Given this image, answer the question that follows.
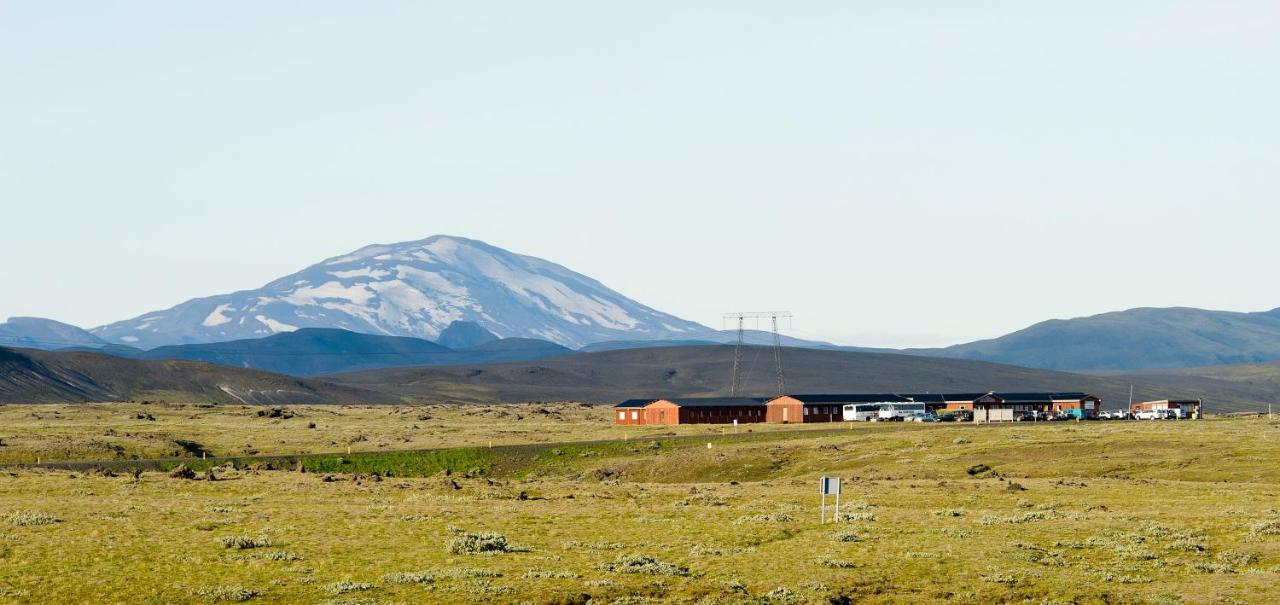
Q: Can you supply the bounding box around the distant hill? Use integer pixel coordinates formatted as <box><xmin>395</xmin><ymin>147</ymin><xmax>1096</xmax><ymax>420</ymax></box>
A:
<box><xmin>435</xmin><ymin>320</ymin><xmax>499</xmax><ymax>349</ymax></box>
<box><xmin>7</xmin><ymin>343</ymin><xmax>1272</xmax><ymax>411</ymax></box>
<box><xmin>0</xmin><ymin>346</ymin><xmax>389</xmax><ymax>404</ymax></box>
<box><xmin>578</xmin><ymin>339</ymin><xmax>722</xmax><ymax>353</ymax></box>
<box><xmin>1102</xmin><ymin>360</ymin><xmax>1280</xmax><ymax>410</ymax></box>
<box><xmin>912</xmin><ymin>307</ymin><xmax>1280</xmax><ymax>371</ymax></box>
<box><xmin>0</xmin><ymin>317</ymin><xmax>107</xmax><ymax>350</ymax></box>
<box><xmin>330</xmin><ymin>345</ymin><xmax>1269</xmax><ymax>412</ymax></box>
<box><xmin>134</xmin><ymin>328</ymin><xmax>574</xmax><ymax>376</ymax></box>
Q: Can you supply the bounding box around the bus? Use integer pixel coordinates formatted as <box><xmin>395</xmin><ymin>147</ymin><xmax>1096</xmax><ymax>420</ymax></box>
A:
<box><xmin>878</xmin><ymin>402</ymin><xmax>926</xmax><ymax>420</ymax></box>
<box><xmin>843</xmin><ymin>403</ymin><xmax>883</xmax><ymax>421</ymax></box>
<box><xmin>843</xmin><ymin>401</ymin><xmax>927</xmax><ymax>421</ymax></box>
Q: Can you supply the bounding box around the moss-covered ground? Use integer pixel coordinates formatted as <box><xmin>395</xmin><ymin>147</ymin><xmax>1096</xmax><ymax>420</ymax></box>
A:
<box><xmin>2</xmin><ymin>407</ymin><xmax>1278</xmax><ymax>604</ymax></box>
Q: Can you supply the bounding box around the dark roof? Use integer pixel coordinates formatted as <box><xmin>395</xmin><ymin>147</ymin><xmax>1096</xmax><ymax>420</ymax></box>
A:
<box><xmin>895</xmin><ymin>393</ymin><xmax>989</xmax><ymax>403</ymax></box>
<box><xmin>990</xmin><ymin>392</ymin><xmax>1091</xmax><ymax>403</ymax></box>
<box><xmin>780</xmin><ymin>394</ymin><xmax>912</xmax><ymax>404</ymax></box>
<box><xmin>659</xmin><ymin>397</ymin><xmax>769</xmax><ymax>407</ymax></box>
<box><xmin>614</xmin><ymin>398</ymin><xmax>655</xmax><ymax>408</ymax></box>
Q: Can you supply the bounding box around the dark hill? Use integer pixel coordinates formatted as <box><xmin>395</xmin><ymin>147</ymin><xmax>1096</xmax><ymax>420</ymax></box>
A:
<box><xmin>140</xmin><ymin>328</ymin><xmax>454</xmax><ymax>375</ymax></box>
<box><xmin>133</xmin><ymin>328</ymin><xmax>574</xmax><ymax>375</ymax></box>
<box><xmin>330</xmin><ymin>345</ymin><xmax>1266</xmax><ymax>411</ymax></box>
<box><xmin>0</xmin><ymin>346</ymin><xmax>391</xmax><ymax>404</ymax></box>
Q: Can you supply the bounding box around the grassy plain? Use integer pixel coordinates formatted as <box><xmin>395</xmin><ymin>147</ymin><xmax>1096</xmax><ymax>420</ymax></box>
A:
<box><xmin>2</xmin><ymin>406</ymin><xmax>1279</xmax><ymax>604</ymax></box>
<box><xmin>0</xmin><ymin>402</ymin><xmax>834</xmax><ymax>465</ymax></box>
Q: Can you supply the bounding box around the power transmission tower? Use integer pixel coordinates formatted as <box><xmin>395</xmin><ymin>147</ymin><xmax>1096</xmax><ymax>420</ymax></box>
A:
<box><xmin>723</xmin><ymin>311</ymin><xmax>792</xmax><ymax>396</ymax></box>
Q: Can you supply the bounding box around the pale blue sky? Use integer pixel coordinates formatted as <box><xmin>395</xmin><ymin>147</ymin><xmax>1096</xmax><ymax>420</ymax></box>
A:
<box><xmin>2</xmin><ymin>2</ymin><xmax>1278</xmax><ymax>347</ymax></box>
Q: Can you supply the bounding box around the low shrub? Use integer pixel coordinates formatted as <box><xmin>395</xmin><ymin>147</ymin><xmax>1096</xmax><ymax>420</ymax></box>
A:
<box><xmin>966</xmin><ymin>464</ymin><xmax>992</xmax><ymax>476</ymax></box>
<box><xmin>1216</xmin><ymin>550</ymin><xmax>1257</xmax><ymax>566</ymax></box>
<box><xmin>439</xmin><ymin>568</ymin><xmax>501</xmax><ymax>578</ymax></box>
<box><xmin>217</xmin><ymin>535</ymin><xmax>272</xmax><ymax>550</ymax></box>
<box><xmin>323</xmin><ymin>580</ymin><xmax>375</xmax><ymax>594</ymax></box>
<box><xmin>733</xmin><ymin>513</ymin><xmax>794</xmax><ymax>525</ymax></box>
<box><xmin>193</xmin><ymin>586</ymin><xmax>261</xmax><ymax>602</ymax></box>
<box><xmin>1099</xmin><ymin>572</ymin><xmax>1152</xmax><ymax>584</ymax></box>
<box><xmin>4</xmin><ymin>510</ymin><xmax>60</xmax><ymax>527</ymax></box>
<box><xmin>976</xmin><ymin>511</ymin><xmax>1056</xmax><ymax>525</ymax></box>
<box><xmin>1248</xmin><ymin>520</ymin><xmax>1280</xmax><ymax>538</ymax></box>
<box><xmin>522</xmin><ymin>569</ymin><xmax>580</xmax><ymax>579</ymax></box>
<box><xmin>600</xmin><ymin>553</ymin><xmax>690</xmax><ymax>576</ymax></box>
<box><xmin>834</xmin><ymin>512</ymin><xmax>876</xmax><ymax>522</ymax></box>
<box><xmin>381</xmin><ymin>571</ymin><xmax>433</xmax><ymax>584</ymax></box>
<box><xmin>1188</xmin><ymin>562</ymin><xmax>1236</xmax><ymax>574</ymax></box>
<box><xmin>446</xmin><ymin>530</ymin><xmax>526</xmax><ymax>555</ymax></box>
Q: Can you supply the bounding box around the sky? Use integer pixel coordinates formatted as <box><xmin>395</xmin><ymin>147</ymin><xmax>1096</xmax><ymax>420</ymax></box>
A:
<box><xmin>2</xmin><ymin>1</ymin><xmax>1278</xmax><ymax>348</ymax></box>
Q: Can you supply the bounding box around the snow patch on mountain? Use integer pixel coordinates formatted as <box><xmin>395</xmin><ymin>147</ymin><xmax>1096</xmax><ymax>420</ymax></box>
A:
<box><xmin>202</xmin><ymin>304</ymin><xmax>236</xmax><ymax>327</ymax></box>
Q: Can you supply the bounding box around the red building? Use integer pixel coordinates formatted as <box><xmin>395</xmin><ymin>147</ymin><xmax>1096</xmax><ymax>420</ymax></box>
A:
<box><xmin>612</xmin><ymin>397</ymin><xmax>767</xmax><ymax>425</ymax></box>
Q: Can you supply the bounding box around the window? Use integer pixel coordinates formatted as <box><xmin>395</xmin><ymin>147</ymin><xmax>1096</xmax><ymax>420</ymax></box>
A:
<box><xmin>619</xmin><ymin>411</ymin><xmax>626</xmax><ymax>420</ymax></box>
<box><xmin>631</xmin><ymin>411</ymin><xmax>638</xmax><ymax>420</ymax></box>
<box><xmin>803</xmin><ymin>407</ymin><xmax>809</xmax><ymax>416</ymax></box>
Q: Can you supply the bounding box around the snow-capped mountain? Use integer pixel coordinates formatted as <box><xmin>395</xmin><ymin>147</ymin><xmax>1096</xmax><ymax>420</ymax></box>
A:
<box><xmin>91</xmin><ymin>235</ymin><xmax>714</xmax><ymax>349</ymax></box>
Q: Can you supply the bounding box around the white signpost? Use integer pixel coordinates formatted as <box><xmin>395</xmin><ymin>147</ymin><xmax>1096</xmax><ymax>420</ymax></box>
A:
<box><xmin>819</xmin><ymin>476</ymin><xmax>841</xmax><ymax>523</ymax></box>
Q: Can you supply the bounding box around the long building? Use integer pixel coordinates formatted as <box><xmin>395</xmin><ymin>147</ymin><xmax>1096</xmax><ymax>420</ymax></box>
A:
<box><xmin>1131</xmin><ymin>399</ymin><xmax>1202</xmax><ymax>419</ymax></box>
<box><xmin>613</xmin><ymin>397</ymin><xmax>768</xmax><ymax>425</ymax></box>
<box><xmin>614</xmin><ymin>392</ymin><xmax>1103</xmax><ymax>425</ymax></box>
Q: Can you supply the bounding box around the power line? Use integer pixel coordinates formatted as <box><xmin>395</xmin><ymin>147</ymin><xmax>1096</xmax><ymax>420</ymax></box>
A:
<box><xmin>723</xmin><ymin>311</ymin><xmax>791</xmax><ymax>396</ymax></box>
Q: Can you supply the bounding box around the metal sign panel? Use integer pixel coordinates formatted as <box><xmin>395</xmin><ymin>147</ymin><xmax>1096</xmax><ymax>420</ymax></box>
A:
<box><xmin>820</xmin><ymin>476</ymin><xmax>841</xmax><ymax>495</ymax></box>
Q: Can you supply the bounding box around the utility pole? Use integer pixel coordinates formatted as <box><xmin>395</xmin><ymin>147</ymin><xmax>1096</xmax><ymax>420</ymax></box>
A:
<box><xmin>729</xmin><ymin>315</ymin><xmax>745</xmax><ymax>396</ymax></box>
<box><xmin>723</xmin><ymin>311</ymin><xmax>792</xmax><ymax>397</ymax></box>
<box><xmin>771</xmin><ymin>313</ymin><xmax>786</xmax><ymax>395</ymax></box>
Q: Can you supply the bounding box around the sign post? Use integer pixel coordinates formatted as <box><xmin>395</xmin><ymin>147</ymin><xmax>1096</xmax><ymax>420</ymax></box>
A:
<box><xmin>820</xmin><ymin>476</ymin><xmax>841</xmax><ymax>523</ymax></box>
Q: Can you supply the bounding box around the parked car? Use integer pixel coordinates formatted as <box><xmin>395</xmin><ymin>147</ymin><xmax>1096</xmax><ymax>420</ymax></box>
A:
<box><xmin>907</xmin><ymin>412</ymin><xmax>939</xmax><ymax>423</ymax></box>
<box><xmin>1136</xmin><ymin>409</ymin><xmax>1163</xmax><ymax>420</ymax></box>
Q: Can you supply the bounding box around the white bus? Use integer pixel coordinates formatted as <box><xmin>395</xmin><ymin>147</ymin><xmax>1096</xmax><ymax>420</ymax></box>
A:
<box><xmin>842</xmin><ymin>401</ymin><xmax>927</xmax><ymax>421</ymax></box>
<box><xmin>843</xmin><ymin>403</ymin><xmax>883</xmax><ymax>421</ymax></box>
<box><xmin>877</xmin><ymin>402</ymin><xmax>926</xmax><ymax>420</ymax></box>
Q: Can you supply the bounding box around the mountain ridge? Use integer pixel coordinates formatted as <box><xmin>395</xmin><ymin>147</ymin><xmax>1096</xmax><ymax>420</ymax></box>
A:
<box><xmin>89</xmin><ymin>235</ymin><xmax>715</xmax><ymax>349</ymax></box>
<box><xmin>909</xmin><ymin>306</ymin><xmax>1280</xmax><ymax>371</ymax></box>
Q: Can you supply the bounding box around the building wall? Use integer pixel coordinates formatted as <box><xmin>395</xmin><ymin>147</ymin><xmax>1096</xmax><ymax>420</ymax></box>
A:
<box><xmin>765</xmin><ymin>397</ymin><xmax>841</xmax><ymax>423</ymax></box>
<box><xmin>975</xmin><ymin>405</ymin><xmax>1015</xmax><ymax>423</ymax></box>
<box><xmin>614</xmin><ymin>408</ymin><xmax>648</xmax><ymax>425</ymax></box>
<box><xmin>678</xmin><ymin>406</ymin><xmax>767</xmax><ymax>425</ymax></box>
<box><xmin>800</xmin><ymin>403</ymin><xmax>842</xmax><ymax>423</ymax></box>
<box><xmin>766</xmin><ymin>397</ymin><xmax>801</xmax><ymax>423</ymax></box>
<box><xmin>644</xmin><ymin>401</ymin><xmax>682</xmax><ymax>425</ymax></box>
<box><xmin>1052</xmin><ymin>397</ymin><xmax>1101</xmax><ymax>415</ymax></box>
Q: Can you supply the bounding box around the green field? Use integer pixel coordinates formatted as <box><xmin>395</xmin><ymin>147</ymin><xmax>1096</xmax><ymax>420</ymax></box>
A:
<box><xmin>2</xmin><ymin>406</ymin><xmax>1279</xmax><ymax>604</ymax></box>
